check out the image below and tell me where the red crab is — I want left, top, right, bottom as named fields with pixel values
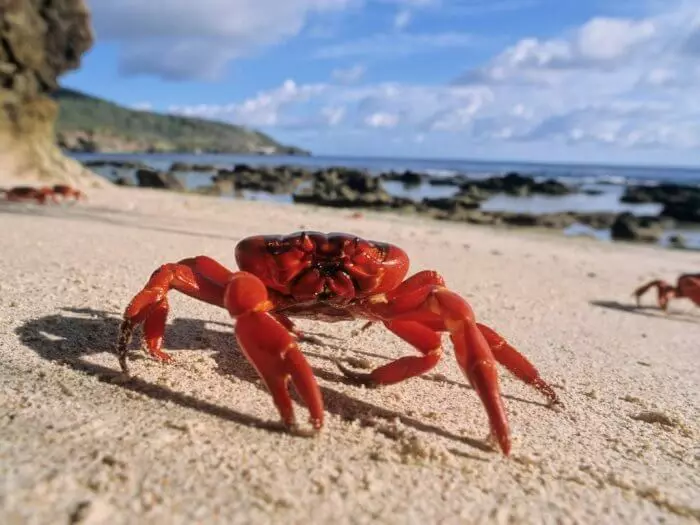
left=1, top=186, right=57, bottom=204
left=117, top=232, right=559, bottom=455
left=1, top=184, right=85, bottom=204
left=634, top=274, right=700, bottom=311
left=51, top=184, right=87, bottom=202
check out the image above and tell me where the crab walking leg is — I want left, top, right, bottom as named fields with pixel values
left=476, top=323, right=558, bottom=404
left=225, top=272, right=324, bottom=433
left=633, top=279, right=674, bottom=309
left=371, top=284, right=512, bottom=455
left=118, top=256, right=233, bottom=372
left=338, top=320, right=442, bottom=386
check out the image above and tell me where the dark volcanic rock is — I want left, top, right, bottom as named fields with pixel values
left=380, top=170, right=425, bottom=186
left=294, top=168, right=407, bottom=209
left=84, top=159, right=151, bottom=170
left=621, top=184, right=700, bottom=205
left=0, top=0, right=104, bottom=186
left=660, top=197, right=700, bottom=223
left=422, top=195, right=480, bottom=212
left=427, top=174, right=468, bottom=186
left=214, top=164, right=310, bottom=194
left=611, top=212, right=664, bottom=242
left=136, top=168, right=184, bottom=190
left=170, top=162, right=217, bottom=172
left=454, top=172, right=572, bottom=197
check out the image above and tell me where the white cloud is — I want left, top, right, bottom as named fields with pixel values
left=165, top=2, right=700, bottom=162
left=331, top=64, right=366, bottom=83
left=364, top=112, right=400, bottom=128
left=314, top=32, right=478, bottom=59
left=87, top=0, right=355, bottom=80
left=394, top=10, right=412, bottom=30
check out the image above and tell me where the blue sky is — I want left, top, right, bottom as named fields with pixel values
left=63, top=0, right=700, bottom=166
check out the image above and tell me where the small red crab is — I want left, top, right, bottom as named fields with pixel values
left=1, top=186, right=57, bottom=204
left=1, top=184, right=85, bottom=204
left=634, top=274, right=700, bottom=311
left=51, top=184, right=87, bottom=202
left=118, top=232, right=559, bottom=455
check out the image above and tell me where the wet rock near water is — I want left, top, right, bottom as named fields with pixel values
left=620, top=183, right=700, bottom=205
left=379, top=170, right=426, bottom=186
left=214, top=163, right=311, bottom=194
left=135, top=168, right=185, bottom=191
left=660, top=197, right=700, bottom=224
left=170, top=162, right=218, bottom=172
left=293, top=168, right=415, bottom=210
left=83, top=160, right=152, bottom=171
left=610, top=212, right=667, bottom=243
left=443, top=172, right=572, bottom=197
left=423, top=171, right=573, bottom=196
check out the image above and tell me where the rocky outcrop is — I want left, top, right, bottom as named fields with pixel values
left=0, top=0, right=105, bottom=187
left=135, top=168, right=184, bottom=191
left=610, top=213, right=667, bottom=243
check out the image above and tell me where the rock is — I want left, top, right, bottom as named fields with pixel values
left=135, top=168, right=184, bottom=190
left=668, top=234, right=687, bottom=249
left=293, top=168, right=401, bottom=209
left=214, top=164, right=307, bottom=194
left=0, top=0, right=105, bottom=187
left=114, top=176, right=135, bottom=186
left=170, top=162, right=217, bottom=172
left=501, top=212, right=576, bottom=229
left=660, top=197, right=700, bottom=223
left=455, top=183, right=490, bottom=202
left=575, top=213, right=617, bottom=230
left=621, top=184, right=700, bottom=205
left=457, top=172, right=572, bottom=197
left=422, top=195, right=480, bottom=212
left=380, top=170, right=424, bottom=186
left=83, top=160, right=150, bottom=170
left=533, top=178, right=570, bottom=196
left=427, top=174, right=468, bottom=186
left=610, top=212, right=664, bottom=242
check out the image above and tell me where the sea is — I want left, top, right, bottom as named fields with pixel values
left=71, top=152, right=700, bottom=250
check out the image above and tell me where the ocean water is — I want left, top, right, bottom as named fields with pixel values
left=71, top=152, right=700, bottom=249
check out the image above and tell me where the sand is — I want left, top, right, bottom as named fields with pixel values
left=0, top=181, right=698, bottom=524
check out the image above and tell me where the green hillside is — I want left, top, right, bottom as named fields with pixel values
left=53, top=88, right=309, bottom=155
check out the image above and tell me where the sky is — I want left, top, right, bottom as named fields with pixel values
left=62, top=0, right=700, bottom=167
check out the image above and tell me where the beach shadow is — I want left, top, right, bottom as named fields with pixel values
left=589, top=300, right=699, bottom=324
left=15, top=307, right=499, bottom=455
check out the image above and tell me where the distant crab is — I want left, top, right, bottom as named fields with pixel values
left=1, top=186, right=56, bottom=204
left=1, top=184, right=85, bottom=204
left=634, top=274, right=700, bottom=311
left=118, top=232, right=559, bottom=455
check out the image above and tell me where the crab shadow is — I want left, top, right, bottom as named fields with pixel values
left=14, top=307, right=529, bottom=455
left=589, top=300, right=699, bottom=324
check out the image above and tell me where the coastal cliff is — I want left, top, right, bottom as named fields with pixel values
left=0, top=0, right=106, bottom=186
left=53, top=88, right=310, bottom=156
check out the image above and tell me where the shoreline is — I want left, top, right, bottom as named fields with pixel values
left=65, top=156, right=700, bottom=251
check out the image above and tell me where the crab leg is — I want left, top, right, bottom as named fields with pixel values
left=476, top=323, right=558, bottom=404
left=338, top=320, right=443, bottom=386
left=118, top=256, right=232, bottom=371
left=633, top=279, right=674, bottom=310
left=225, top=272, right=324, bottom=434
left=363, top=279, right=512, bottom=454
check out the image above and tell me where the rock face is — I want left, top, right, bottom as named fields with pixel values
left=0, top=0, right=105, bottom=187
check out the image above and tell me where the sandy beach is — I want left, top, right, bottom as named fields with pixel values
left=1, top=182, right=698, bottom=524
